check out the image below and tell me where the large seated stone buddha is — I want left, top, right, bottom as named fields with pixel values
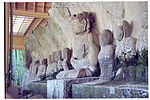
left=56, top=12, right=99, bottom=79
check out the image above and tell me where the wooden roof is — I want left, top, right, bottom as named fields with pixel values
left=9, top=2, right=52, bottom=36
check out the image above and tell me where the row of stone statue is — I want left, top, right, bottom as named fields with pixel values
left=28, top=11, right=147, bottom=84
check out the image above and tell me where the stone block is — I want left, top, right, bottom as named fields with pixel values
left=28, top=81, right=47, bottom=98
left=47, top=77, right=99, bottom=98
left=72, top=82, right=148, bottom=98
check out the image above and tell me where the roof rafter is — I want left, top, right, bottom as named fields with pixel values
left=13, top=10, right=51, bottom=18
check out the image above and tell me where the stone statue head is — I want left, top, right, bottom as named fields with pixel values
left=71, top=11, right=90, bottom=35
left=99, top=29, right=114, bottom=46
left=62, top=48, right=72, bottom=61
left=114, top=25, right=124, bottom=41
left=122, top=20, right=132, bottom=37
left=42, top=59, right=47, bottom=65
left=35, top=60, right=39, bottom=65
left=115, top=20, right=132, bottom=41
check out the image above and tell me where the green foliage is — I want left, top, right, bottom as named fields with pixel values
left=136, top=49, right=148, bottom=66
left=116, top=49, right=148, bottom=70
left=115, top=49, right=148, bottom=83
left=11, top=49, right=25, bottom=87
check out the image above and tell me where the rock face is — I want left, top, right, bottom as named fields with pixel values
left=24, top=3, right=148, bottom=80
left=114, top=25, right=124, bottom=41
left=25, top=2, right=148, bottom=61
left=97, top=29, right=115, bottom=83
left=136, top=29, right=148, bottom=54
left=136, top=8, right=148, bottom=55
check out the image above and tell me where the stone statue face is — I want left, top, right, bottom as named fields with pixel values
left=99, top=29, right=113, bottom=46
left=71, top=12, right=90, bottom=35
left=114, top=25, right=124, bottom=41
left=71, top=18, right=86, bottom=34
left=122, top=20, right=132, bottom=37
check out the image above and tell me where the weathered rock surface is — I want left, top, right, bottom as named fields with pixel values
left=136, top=8, right=148, bottom=54
left=114, top=25, right=124, bottom=41
left=25, top=2, right=148, bottom=62
left=136, top=29, right=148, bottom=54
left=24, top=3, right=148, bottom=80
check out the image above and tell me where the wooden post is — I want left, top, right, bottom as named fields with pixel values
left=4, top=2, right=10, bottom=75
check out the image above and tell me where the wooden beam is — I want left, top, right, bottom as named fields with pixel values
left=24, top=2, right=26, bottom=11
left=9, top=35, right=25, bottom=49
left=33, top=2, right=36, bottom=12
left=12, top=10, right=51, bottom=18
left=43, top=2, right=45, bottom=13
left=38, top=21, right=47, bottom=27
left=32, top=18, right=43, bottom=30
left=13, top=2, right=16, bottom=10
left=24, top=18, right=34, bottom=35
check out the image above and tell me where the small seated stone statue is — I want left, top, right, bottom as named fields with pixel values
left=84, top=29, right=115, bottom=84
left=46, top=55, right=58, bottom=77
left=84, top=29, right=116, bottom=84
left=115, top=20, right=136, bottom=61
left=29, top=60, right=40, bottom=77
left=35, top=59, right=47, bottom=79
left=98, top=29, right=115, bottom=82
left=114, top=20, right=137, bottom=81
left=21, top=60, right=40, bottom=89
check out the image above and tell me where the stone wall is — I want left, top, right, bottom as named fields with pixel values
left=25, top=2, right=148, bottom=69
